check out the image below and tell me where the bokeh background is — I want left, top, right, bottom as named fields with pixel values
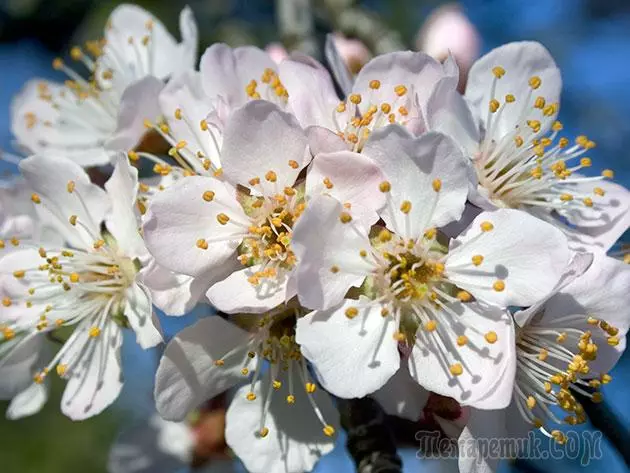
left=1, top=1, right=629, bottom=472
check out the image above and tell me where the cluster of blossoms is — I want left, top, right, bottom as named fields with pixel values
left=1, top=4, right=630, bottom=473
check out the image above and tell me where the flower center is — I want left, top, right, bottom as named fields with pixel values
left=514, top=313, right=618, bottom=443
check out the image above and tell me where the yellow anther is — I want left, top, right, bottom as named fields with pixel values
left=526, top=396, right=537, bottom=409
left=528, top=76, right=542, bottom=89
left=527, top=120, right=541, bottom=133
left=449, top=363, right=463, bottom=376
left=217, top=213, right=230, bottom=225
left=424, top=228, right=437, bottom=240
left=272, top=380, right=282, bottom=390
left=560, top=193, right=573, bottom=202
left=556, top=332, right=567, bottom=343
left=305, top=382, right=316, bottom=393
left=379, top=181, right=391, bottom=193
left=345, top=307, right=359, bottom=319
left=534, top=96, right=546, bottom=109
left=485, top=331, right=498, bottom=344
left=214, top=359, right=225, bottom=366
left=378, top=229, right=392, bottom=242
left=359, top=250, right=368, bottom=257
left=173, top=108, right=183, bottom=120
left=127, top=150, right=139, bottom=162
left=489, top=99, right=500, bottom=113
left=246, top=392, right=257, bottom=401
left=323, top=177, right=333, bottom=189
left=471, top=255, right=484, bottom=266
left=493, top=280, right=505, bottom=292
left=369, top=80, right=381, bottom=89
left=89, top=327, right=101, bottom=338
left=394, top=85, right=407, bottom=96
left=67, top=181, right=75, bottom=193
left=286, top=395, right=296, bottom=404
left=52, top=58, right=64, bottom=70
left=259, top=427, right=269, bottom=438
left=265, top=170, right=277, bottom=182
left=580, top=157, right=592, bottom=167
left=608, top=337, right=619, bottom=346
left=2, top=297, right=12, bottom=307
left=400, top=200, right=412, bottom=214
left=349, top=94, right=362, bottom=104
left=196, top=239, right=208, bottom=250
left=69, top=273, right=80, bottom=283
left=175, top=140, right=187, bottom=150
left=323, top=425, right=336, bottom=437
left=505, top=94, right=515, bottom=103
left=582, top=197, right=593, bottom=207
left=93, top=239, right=105, bottom=249
left=30, top=193, right=42, bottom=204
left=432, top=178, right=442, bottom=192
left=480, top=221, right=494, bottom=232
left=13, top=270, right=25, bottom=279
left=202, top=191, right=215, bottom=202
left=492, top=66, right=505, bottom=78
left=56, top=364, right=67, bottom=376
left=602, top=169, right=614, bottom=179
left=288, top=160, right=300, bottom=170
left=593, top=187, right=605, bottom=197
left=339, top=212, right=352, bottom=224
left=538, top=349, right=548, bottom=361
left=591, top=392, right=603, bottom=403
left=424, top=320, right=437, bottom=332
left=514, top=136, right=524, bottom=147
left=69, top=215, right=78, bottom=226
left=241, top=368, right=249, bottom=376
left=457, top=290, right=472, bottom=302
left=456, top=335, right=468, bottom=347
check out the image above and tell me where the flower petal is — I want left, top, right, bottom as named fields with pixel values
left=0, top=335, right=45, bottom=399
left=457, top=408, right=507, bottom=473
left=324, top=33, right=354, bottom=96
left=104, top=154, right=148, bottom=260
left=20, top=153, right=110, bottom=249
left=292, top=194, right=373, bottom=310
left=125, top=283, right=162, bottom=349
left=7, top=381, right=49, bottom=420
left=225, top=370, right=338, bottom=473
left=466, top=41, right=561, bottom=138
left=446, top=209, right=570, bottom=307
left=154, top=316, right=253, bottom=421
left=296, top=299, right=400, bottom=398
left=142, top=175, right=244, bottom=277
left=408, top=302, right=515, bottom=409
left=363, top=127, right=469, bottom=239
left=61, top=322, right=124, bottom=420
left=306, top=151, right=386, bottom=225
left=105, top=76, right=164, bottom=152
left=220, top=101, right=310, bottom=192
left=206, top=265, right=292, bottom=314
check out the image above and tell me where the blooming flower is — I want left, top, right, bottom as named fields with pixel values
left=0, top=153, right=162, bottom=420
left=424, top=41, right=630, bottom=252
left=279, top=48, right=458, bottom=154
left=154, top=311, right=339, bottom=473
left=458, top=252, right=630, bottom=472
left=292, top=126, right=571, bottom=405
left=11, top=4, right=198, bottom=167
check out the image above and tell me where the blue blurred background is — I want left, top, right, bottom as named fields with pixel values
left=1, top=1, right=629, bottom=472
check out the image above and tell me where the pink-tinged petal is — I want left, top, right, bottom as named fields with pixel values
left=466, top=41, right=561, bottom=138
left=104, top=154, right=148, bottom=260
left=143, top=175, right=245, bottom=278
left=306, top=151, right=386, bottom=225
left=364, top=127, right=469, bottom=239
left=280, top=59, right=341, bottom=130
left=125, top=283, right=162, bottom=349
left=220, top=101, right=310, bottom=193
left=306, top=126, right=347, bottom=155
left=354, top=51, right=453, bottom=113
left=154, top=317, right=253, bottom=421
left=372, top=365, right=430, bottom=421
left=61, top=323, right=124, bottom=420
left=176, top=6, right=198, bottom=72
left=225, top=369, right=338, bottom=473
left=446, top=209, right=570, bottom=307
left=105, top=76, right=164, bottom=152
left=409, top=302, right=515, bottom=409
left=296, top=299, right=400, bottom=398
left=20, top=154, right=110, bottom=250
left=206, top=265, right=292, bottom=314
left=200, top=44, right=276, bottom=107
left=292, top=195, right=373, bottom=311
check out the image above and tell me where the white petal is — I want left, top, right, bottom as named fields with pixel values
left=225, top=371, right=338, bottom=473
left=105, top=76, right=164, bottom=152
left=125, top=283, right=162, bottom=349
left=457, top=408, right=507, bottom=473
left=371, top=365, right=430, bottom=421
left=154, top=317, right=253, bottom=421
left=7, top=382, right=49, bottom=420
left=409, top=302, right=515, bottom=409
left=292, top=194, right=373, bottom=310
left=221, top=101, right=310, bottom=193
left=176, top=6, right=199, bottom=72
left=364, top=127, right=469, bottom=238
left=61, top=323, right=124, bottom=420
left=446, top=209, right=570, bottom=307
left=466, top=41, right=561, bottom=138
left=206, top=265, right=292, bottom=314
left=20, top=153, right=110, bottom=249
left=306, top=151, right=386, bottom=225
left=200, top=44, right=276, bottom=106
left=0, top=335, right=45, bottom=399
left=296, top=299, right=400, bottom=398
left=279, top=58, right=340, bottom=130
left=108, top=415, right=193, bottom=473
left=306, top=126, right=347, bottom=155
left=142, top=175, right=244, bottom=277
left=104, top=154, right=148, bottom=260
